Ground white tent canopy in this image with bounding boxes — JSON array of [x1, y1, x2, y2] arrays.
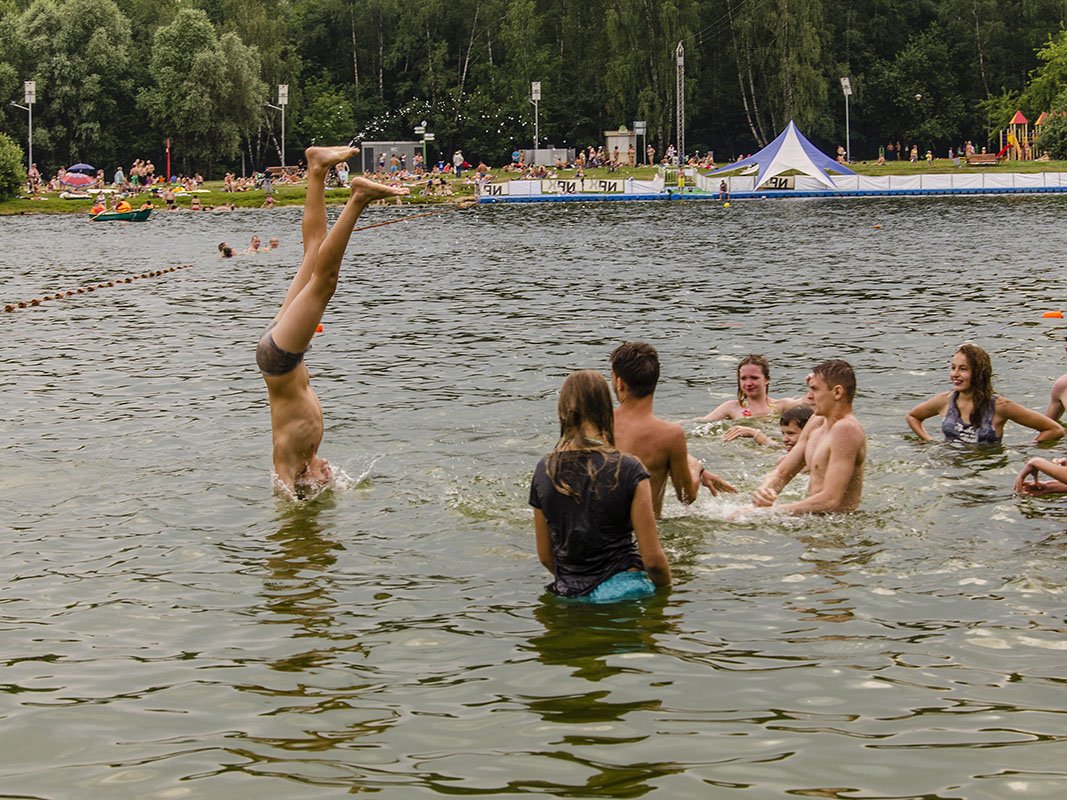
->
[[707, 121, 855, 190]]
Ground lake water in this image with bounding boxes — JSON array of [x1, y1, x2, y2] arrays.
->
[[1, 197, 1066, 798]]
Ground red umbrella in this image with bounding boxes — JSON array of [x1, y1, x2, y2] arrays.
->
[[61, 172, 95, 188]]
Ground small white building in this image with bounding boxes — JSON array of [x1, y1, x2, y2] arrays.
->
[[604, 128, 637, 162], [359, 141, 421, 173]]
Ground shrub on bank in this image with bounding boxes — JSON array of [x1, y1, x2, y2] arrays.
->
[[0, 134, 26, 201]]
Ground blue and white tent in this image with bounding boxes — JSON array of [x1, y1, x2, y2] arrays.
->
[[706, 120, 855, 190]]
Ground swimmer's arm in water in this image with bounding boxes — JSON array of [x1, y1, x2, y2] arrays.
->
[[776, 422, 864, 514], [752, 423, 811, 507], [996, 397, 1065, 442], [1045, 374, 1067, 421], [689, 454, 737, 496], [1014, 457, 1067, 495], [906, 392, 950, 442], [631, 479, 670, 587], [723, 425, 773, 446], [533, 509, 555, 574], [699, 400, 737, 422], [667, 426, 700, 504]]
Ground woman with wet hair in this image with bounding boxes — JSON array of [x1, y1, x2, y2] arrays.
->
[[906, 343, 1063, 444], [529, 370, 670, 602]]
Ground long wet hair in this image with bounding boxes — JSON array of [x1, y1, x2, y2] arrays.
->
[[736, 354, 771, 405], [956, 343, 995, 427], [546, 370, 620, 498]]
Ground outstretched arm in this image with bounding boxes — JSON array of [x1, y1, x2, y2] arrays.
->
[[723, 425, 773, 446], [700, 400, 736, 422], [752, 424, 810, 507], [1014, 457, 1067, 495]]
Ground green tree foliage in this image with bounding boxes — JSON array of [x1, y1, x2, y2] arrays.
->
[[1036, 111, 1067, 158], [10, 0, 133, 165], [0, 132, 26, 200], [138, 8, 266, 172], [3, 0, 1067, 174]]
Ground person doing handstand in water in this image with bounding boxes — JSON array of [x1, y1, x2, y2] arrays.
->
[[257, 146, 408, 497]]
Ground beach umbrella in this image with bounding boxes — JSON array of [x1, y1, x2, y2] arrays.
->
[[67, 163, 96, 174], [61, 172, 95, 187]]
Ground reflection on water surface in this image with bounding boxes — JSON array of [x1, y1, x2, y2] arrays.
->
[[1, 198, 1066, 797]]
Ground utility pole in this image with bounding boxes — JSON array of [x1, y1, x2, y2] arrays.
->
[[840, 77, 852, 162]]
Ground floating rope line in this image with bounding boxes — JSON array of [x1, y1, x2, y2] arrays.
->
[[352, 198, 478, 233], [3, 264, 194, 313]]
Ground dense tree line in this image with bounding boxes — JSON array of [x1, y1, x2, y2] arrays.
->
[[2, 0, 1067, 178]]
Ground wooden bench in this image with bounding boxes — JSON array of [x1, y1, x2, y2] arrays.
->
[[966, 153, 999, 166]]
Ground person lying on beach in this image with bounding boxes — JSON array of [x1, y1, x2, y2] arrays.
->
[[530, 370, 671, 602], [1014, 457, 1067, 496], [701, 354, 803, 421], [724, 404, 814, 451], [257, 146, 408, 498], [746, 360, 865, 514], [906, 343, 1063, 444], [611, 341, 735, 517]]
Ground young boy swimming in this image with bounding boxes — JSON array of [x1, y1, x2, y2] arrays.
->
[[724, 404, 814, 452]]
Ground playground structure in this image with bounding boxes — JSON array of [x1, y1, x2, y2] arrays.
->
[[997, 110, 1049, 161]]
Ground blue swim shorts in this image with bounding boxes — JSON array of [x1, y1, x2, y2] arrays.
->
[[578, 571, 657, 604]]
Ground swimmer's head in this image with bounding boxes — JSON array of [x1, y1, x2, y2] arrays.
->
[[250, 235, 261, 249], [269, 238, 279, 248], [557, 369, 615, 449], [811, 359, 857, 404], [610, 341, 659, 398], [736, 354, 770, 404], [294, 456, 334, 498], [780, 404, 813, 451]]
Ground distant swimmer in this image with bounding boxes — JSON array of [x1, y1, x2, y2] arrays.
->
[[610, 341, 735, 517], [748, 360, 865, 514], [257, 146, 409, 497], [906, 344, 1063, 444], [530, 370, 670, 601], [701, 354, 803, 421]]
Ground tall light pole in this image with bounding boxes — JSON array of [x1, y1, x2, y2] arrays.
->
[[415, 121, 433, 171], [840, 76, 852, 163], [634, 120, 646, 166], [265, 83, 288, 167], [530, 82, 541, 156], [675, 43, 685, 168], [10, 81, 35, 176]]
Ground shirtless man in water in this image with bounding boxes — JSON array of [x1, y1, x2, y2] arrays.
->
[[611, 342, 736, 516], [750, 359, 865, 514], [257, 146, 408, 496]]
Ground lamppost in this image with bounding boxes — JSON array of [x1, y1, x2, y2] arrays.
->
[[415, 121, 433, 171], [265, 83, 288, 167], [840, 76, 852, 162], [530, 82, 541, 156], [10, 81, 35, 176], [675, 43, 685, 168], [634, 120, 646, 166]]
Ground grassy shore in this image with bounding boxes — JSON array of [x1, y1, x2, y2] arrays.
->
[[4, 159, 1067, 216]]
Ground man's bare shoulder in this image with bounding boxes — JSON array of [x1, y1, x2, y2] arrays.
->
[[828, 414, 867, 451], [1052, 373, 1067, 395]]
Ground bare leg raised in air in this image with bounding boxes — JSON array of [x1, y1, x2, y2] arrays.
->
[[256, 146, 409, 497]]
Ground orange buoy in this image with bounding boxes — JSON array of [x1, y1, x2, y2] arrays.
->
[[315, 323, 324, 333], [1042, 311, 1063, 319]]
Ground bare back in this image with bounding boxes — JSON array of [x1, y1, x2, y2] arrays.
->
[[614, 408, 691, 515]]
